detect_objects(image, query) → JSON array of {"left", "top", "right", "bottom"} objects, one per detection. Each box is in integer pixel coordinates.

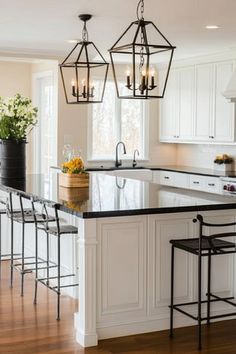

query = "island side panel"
[{"left": 95, "top": 210, "right": 236, "bottom": 340}]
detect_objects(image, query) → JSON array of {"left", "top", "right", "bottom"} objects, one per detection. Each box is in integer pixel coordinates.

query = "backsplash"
[{"left": 177, "top": 144, "right": 236, "bottom": 170}]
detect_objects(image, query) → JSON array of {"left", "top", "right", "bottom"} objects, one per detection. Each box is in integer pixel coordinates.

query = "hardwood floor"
[{"left": 0, "top": 261, "right": 235, "bottom": 354}]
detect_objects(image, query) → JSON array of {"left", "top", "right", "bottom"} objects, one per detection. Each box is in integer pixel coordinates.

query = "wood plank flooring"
[{"left": 0, "top": 261, "right": 235, "bottom": 354}]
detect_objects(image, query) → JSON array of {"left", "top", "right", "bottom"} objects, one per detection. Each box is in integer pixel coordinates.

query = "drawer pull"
[
  {"left": 208, "top": 183, "right": 215, "bottom": 187},
  {"left": 164, "top": 176, "right": 170, "bottom": 180},
  {"left": 193, "top": 181, "right": 200, "bottom": 184}
]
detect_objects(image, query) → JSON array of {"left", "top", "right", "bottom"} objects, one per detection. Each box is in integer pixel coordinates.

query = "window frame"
[{"left": 87, "top": 81, "right": 149, "bottom": 162}]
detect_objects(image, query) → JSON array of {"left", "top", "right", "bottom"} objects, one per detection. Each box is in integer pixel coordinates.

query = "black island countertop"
[{"left": 1, "top": 172, "right": 236, "bottom": 218}]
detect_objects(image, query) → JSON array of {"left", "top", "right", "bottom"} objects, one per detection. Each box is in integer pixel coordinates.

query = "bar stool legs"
[
  {"left": 46, "top": 232, "right": 50, "bottom": 285},
  {"left": 207, "top": 251, "right": 211, "bottom": 326},
  {"left": 33, "top": 226, "right": 38, "bottom": 305},
  {"left": 10, "top": 216, "right": 14, "bottom": 288},
  {"left": 170, "top": 245, "right": 174, "bottom": 338},
  {"left": 197, "top": 251, "right": 202, "bottom": 350},
  {"left": 0, "top": 214, "right": 2, "bottom": 278},
  {"left": 21, "top": 223, "right": 25, "bottom": 297},
  {"left": 57, "top": 234, "right": 61, "bottom": 321}
]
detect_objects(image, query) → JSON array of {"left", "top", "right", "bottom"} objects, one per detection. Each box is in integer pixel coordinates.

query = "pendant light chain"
[
  {"left": 138, "top": 0, "right": 145, "bottom": 76},
  {"left": 136, "top": 0, "right": 145, "bottom": 20},
  {"left": 82, "top": 21, "right": 88, "bottom": 42}
]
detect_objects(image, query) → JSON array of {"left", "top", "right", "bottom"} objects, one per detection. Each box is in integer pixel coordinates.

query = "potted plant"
[
  {"left": 214, "top": 154, "right": 233, "bottom": 172},
  {"left": 0, "top": 93, "right": 38, "bottom": 179},
  {"left": 59, "top": 157, "right": 89, "bottom": 188}
]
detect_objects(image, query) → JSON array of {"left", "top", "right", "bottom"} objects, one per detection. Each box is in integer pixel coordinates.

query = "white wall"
[
  {"left": 0, "top": 60, "right": 31, "bottom": 97},
  {"left": 0, "top": 60, "right": 32, "bottom": 171}
]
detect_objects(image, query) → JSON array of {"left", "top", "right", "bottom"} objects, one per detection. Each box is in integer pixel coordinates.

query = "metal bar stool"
[
  {"left": 6, "top": 192, "right": 55, "bottom": 295},
  {"left": 169, "top": 214, "right": 236, "bottom": 350},
  {"left": 0, "top": 196, "right": 14, "bottom": 277},
  {"left": 31, "top": 198, "right": 78, "bottom": 320}
]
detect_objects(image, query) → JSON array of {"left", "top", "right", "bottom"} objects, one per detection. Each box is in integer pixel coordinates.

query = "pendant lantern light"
[
  {"left": 59, "top": 14, "right": 109, "bottom": 104},
  {"left": 109, "top": 0, "right": 176, "bottom": 99}
]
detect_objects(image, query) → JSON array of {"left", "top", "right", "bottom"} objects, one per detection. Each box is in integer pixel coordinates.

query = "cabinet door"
[
  {"left": 178, "top": 67, "right": 195, "bottom": 140},
  {"left": 159, "top": 70, "right": 179, "bottom": 141},
  {"left": 194, "top": 64, "right": 213, "bottom": 141},
  {"left": 213, "top": 62, "right": 235, "bottom": 142}
]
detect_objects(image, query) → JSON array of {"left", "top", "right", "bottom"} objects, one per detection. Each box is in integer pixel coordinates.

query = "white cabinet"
[
  {"left": 159, "top": 70, "right": 179, "bottom": 141},
  {"left": 194, "top": 63, "right": 213, "bottom": 141},
  {"left": 213, "top": 61, "right": 235, "bottom": 142},
  {"left": 178, "top": 67, "right": 195, "bottom": 140},
  {"left": 160, "top": 67, "right": 194, "bottom": 142},
  {"left": 159, "top": 59, "right": 236, "bottom": 144},
  {"left": 156, "top": 170, "right": 221, "bottom": 195}
]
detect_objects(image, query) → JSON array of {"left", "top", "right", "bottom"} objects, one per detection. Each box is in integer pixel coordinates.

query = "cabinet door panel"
[
  {"left": 179, "top": 67, "right": 194, "bottom": 140},
  {"left": 194, "top": 64, "right": 213, "bottom": 140},
  {"left": 214, "top": 62, "right": 235, "bottom": 142},
  {"left": 159, "top": 70, "right": 179, "bottom": 141}
]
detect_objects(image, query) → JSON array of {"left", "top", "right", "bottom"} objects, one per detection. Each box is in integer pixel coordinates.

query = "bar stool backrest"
[
  {"left": 31, "top": 197, "right": 60, "bottom": 234},
  {"left": 6, "top": 191, "right": 30, "bottom": 223},
  {"left": 194, "top": 214, "right": 236, "bottom": 255}
]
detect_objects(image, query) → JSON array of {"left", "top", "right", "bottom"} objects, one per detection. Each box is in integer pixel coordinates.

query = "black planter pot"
[{"left": 0, "top": 139, "right": 26, "bottom": 179}]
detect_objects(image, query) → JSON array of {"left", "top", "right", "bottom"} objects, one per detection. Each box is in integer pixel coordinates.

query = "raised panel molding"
[
  {"left": 148, "top": 215, "right": 195, "bottom": 317},
  {"left": 97, "top": 216, "right": 147, "bottom": 323}
]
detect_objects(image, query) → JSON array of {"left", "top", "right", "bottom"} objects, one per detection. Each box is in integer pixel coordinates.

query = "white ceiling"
[{"left": 0, "top": 0, "right": 236, "bottom": 60}]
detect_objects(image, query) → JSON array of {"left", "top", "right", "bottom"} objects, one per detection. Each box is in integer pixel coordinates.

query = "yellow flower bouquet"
[
  {"left": 62, "top": 157, "right": 85, "bottom": 174},
  {"left": 59, "top": 157, "right": 89, "bottom": 188}
]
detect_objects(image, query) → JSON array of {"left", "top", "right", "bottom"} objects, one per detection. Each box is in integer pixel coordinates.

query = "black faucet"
[
  {"left": 115, "top": 142, "right": 127, "bottom": 168},
  {"left": 132, "top": 149, "right": 140, "bottom": 168}
]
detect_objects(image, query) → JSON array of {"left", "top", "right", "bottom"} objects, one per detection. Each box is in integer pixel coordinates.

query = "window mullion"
[{"left": 116, "top": 97, "right": 122, "bottom": 141}]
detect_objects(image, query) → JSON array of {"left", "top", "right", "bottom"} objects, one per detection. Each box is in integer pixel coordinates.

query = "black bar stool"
[
  {"left": 31, "top": 199, "right": 78, "bottom": 320},
  {"left": 6, "top": 192, "right": 55, "bottom": 295},
  {"left": 169, "top": 214, "right": 236, "bottom": 350}
]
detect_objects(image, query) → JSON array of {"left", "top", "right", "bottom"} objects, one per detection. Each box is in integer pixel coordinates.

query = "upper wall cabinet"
[
  {"left": 159, "top": 69, "right": 179, "bottom": 141},
  {"left": 159, "top": 67, "right": 194, "bottom": 141},
  {"left": 159, "top": 60, "right": 235, "bottom": 144},
  {"left": 213, "top": 61, "right": 235, "bottom": 142},
  {"left": 194, "top": 63, "right": 213, "bottom": 141}
]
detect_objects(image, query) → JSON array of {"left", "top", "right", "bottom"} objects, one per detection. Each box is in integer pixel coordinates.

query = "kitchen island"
[{"left": 1, "top": 171, "right": 236, "bottom": 347}]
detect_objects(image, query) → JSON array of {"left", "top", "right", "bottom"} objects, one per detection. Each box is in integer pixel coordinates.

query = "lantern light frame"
[
  {"left": 59, "top": 14, "right": 109, "bottom": 104},
  {"left": 109, "top": 0, "right": 176, "bottom": 99}
]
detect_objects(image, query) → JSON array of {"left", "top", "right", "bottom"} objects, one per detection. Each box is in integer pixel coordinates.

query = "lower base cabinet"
[{"left": 96, "top": 211, "right": 236, "bottom": 339}]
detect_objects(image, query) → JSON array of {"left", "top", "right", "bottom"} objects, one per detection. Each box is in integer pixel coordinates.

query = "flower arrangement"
[
  {"left": 62, "top": 157, "right": 86, "bottom": 174},
  {"left": 214, "top": 154, "right": 233, "bottom": 165},
  {"left": 59, "top": 156, "right": 89, "bottom": 188},
  {"left": 0, "top": 93, "right": 38, "bottom": 141}
]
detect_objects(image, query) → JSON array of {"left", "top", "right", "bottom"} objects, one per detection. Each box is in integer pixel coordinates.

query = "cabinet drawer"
[
  {"left": 174, "top": 173, "right": 190, "bottom": 189},
  {"left": 159, "top": 171, "right": 175, "bottom": 186},
  {"left": 204, "top": 177, "right": 220, "bottom": 194},
  {"left": 189, "top": 175, "right": 206, "bottom": 190}
]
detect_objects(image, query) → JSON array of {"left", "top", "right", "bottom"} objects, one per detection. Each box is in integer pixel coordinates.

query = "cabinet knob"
[
  {"left": 208, "top": 183, "right": 215, "bottom": 187},
  {"left": 193, "top": 181, "right": 200, "bottom": 184},
  {"left": 164, "top": 176, "right": 170, "bottom": 179}
]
